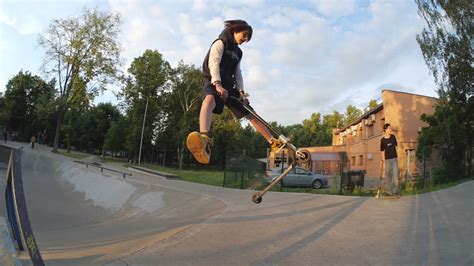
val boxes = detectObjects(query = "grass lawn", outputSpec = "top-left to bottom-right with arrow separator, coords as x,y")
55,149 -> 89,160
400,177 -> 472,196
137,163 -> 225,187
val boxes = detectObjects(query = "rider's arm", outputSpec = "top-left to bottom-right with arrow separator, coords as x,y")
209,40 -> 224,85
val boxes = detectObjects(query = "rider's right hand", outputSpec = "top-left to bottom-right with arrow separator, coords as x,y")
216,84 -> 228,100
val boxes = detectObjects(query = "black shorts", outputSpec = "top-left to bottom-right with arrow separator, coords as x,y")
202,85 -> 254,119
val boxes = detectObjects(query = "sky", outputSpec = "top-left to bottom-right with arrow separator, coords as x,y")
0,0 -> 438,126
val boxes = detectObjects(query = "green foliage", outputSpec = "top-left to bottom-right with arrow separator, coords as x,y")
416,0 -> 473,179
63,103 -> 121,153
120,50 -> 172,162
138,163 -> 224,187
162,61 -> 201,168
350,186 -> 370,196
365,99 -> 378,112
2,71 -> 56,141
38,7 -> 123,151
103,117 -> 128,153
343,105 -> 363,127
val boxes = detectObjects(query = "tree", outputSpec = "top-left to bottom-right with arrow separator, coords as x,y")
343,105 -> 363,127
416,0 -> 473,178
165,61 -> 201,168
0,92 -> 5,128
104,116 -> 128,156
212,109 -> 245,167
38,8 -> 122,152
2,71 -> 55,141
120,50 -> 171,163
365,99 -> 379,112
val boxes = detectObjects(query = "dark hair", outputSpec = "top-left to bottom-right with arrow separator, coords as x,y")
224,20 -> 253,41
383,123 -> 391,132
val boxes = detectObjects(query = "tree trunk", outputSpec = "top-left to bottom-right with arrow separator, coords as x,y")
52,105 -> 65,153
177,142 -> 184,169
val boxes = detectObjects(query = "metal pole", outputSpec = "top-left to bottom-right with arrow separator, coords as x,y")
138,97 -> 149,165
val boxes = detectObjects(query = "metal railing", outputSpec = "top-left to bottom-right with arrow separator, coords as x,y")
1,144 -> 44,265
74,160 -> 132,179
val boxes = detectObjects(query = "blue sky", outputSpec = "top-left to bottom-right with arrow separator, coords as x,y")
0,0 -> 437,125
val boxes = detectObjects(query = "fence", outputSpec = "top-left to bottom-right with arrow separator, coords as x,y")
223,151 -> 266,189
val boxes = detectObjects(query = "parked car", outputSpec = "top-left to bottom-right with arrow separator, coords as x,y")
265,166 -> 328,189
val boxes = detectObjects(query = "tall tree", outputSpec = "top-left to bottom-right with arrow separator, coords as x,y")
343,105 -> 363,127
365,99 -> 379,112
416,0 -> 473,178
104,116 -> 128,156
166,61 -> 201,168
120,50 -> 171,163
2,71 -> 55,140
38,8 -> 122,152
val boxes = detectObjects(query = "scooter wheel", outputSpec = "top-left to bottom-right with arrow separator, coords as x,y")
252,194 -> 263,204
296,149 -> 311,163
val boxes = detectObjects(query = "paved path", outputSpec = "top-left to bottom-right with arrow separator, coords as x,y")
2,142 -> 473,265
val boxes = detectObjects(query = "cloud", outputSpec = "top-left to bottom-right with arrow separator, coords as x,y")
1,0 -> 436,126
312,0 -> 357,17
0,6 -> 43,35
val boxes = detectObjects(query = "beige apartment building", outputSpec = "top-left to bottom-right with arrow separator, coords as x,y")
268,90 -> 438,183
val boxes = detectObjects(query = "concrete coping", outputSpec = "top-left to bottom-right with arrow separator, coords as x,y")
128,165 -> 180,179
74,160 -> 133,179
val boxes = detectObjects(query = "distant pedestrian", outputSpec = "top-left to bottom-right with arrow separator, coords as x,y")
380,123 -> 399,195
31,135 -> 36,149
3,131 -> 7,143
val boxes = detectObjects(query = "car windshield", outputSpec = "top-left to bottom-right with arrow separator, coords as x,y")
295,168 -> 309,175
273,167 -> 311,175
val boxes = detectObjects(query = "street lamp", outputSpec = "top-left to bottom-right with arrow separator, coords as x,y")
138,97 -> 149,165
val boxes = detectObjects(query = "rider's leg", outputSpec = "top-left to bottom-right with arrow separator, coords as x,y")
247,113 -> 284,152
199,95 -> 215,133
247,114 -> 272,141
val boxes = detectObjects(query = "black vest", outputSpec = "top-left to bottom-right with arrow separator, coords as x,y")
202,29 -> 242,91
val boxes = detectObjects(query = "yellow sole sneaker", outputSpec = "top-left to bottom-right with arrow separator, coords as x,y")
186,131 -> 210,164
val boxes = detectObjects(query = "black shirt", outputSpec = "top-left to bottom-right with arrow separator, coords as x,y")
380,134 -> 398,159
202,29 -> 242,91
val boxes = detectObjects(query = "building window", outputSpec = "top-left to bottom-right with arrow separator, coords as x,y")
358,155 -> 363,166
351,156 -> 356,166
367,125 -> 374,138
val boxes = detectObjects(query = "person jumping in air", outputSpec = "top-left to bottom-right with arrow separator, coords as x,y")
187,20 -> 284,164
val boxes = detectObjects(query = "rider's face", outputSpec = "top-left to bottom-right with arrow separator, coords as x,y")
234,31 -> 249,45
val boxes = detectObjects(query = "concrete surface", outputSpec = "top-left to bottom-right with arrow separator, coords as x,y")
1,142 -> 473,265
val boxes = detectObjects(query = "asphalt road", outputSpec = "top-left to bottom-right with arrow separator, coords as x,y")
2,143 -> 473,265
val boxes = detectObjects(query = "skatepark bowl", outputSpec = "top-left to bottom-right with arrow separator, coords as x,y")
1,142 -> 473,265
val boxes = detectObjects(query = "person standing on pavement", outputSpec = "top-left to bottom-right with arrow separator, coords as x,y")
31,135 -> 36,149
380,123 -> 399,195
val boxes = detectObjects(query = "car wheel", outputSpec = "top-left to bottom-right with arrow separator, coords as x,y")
312,180 -> 322,189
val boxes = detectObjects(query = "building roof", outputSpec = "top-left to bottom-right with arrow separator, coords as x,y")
336,89 -> 437,132
337,103 -> 383,132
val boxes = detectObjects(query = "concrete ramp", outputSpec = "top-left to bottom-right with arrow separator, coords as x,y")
3,143 -> 473,265
18,148 -> 225,263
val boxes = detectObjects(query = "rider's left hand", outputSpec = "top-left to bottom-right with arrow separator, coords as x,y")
239,90 -> 249,106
